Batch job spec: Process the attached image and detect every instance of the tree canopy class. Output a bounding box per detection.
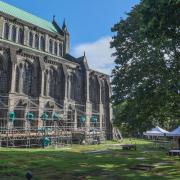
[111,0,180,135]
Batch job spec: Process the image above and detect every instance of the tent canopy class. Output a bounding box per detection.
[143,126,169,137]
[167,126,180,137]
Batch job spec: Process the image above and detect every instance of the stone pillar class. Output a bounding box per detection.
[9,48,17,94]
[86,71,90,102]
[99,103,104,130]
[45,34,49,52]
[38,35,41,50]
[57,42,60,56]
[0,17,4,38]
[10,64,17,93]
[16,27,19,43]
[64,74,68,101]
[19,64,24,94]
[38,97,44,128]
[85,70,91,130]
[9,24,13,41]
[32,32,35,48]
[85,102,92,131]
[24,26,29,46]
[99,79,103,130]
[40,70,45,97]
[67,74,71,100]
[7,97,15,129]
[62,65,68,122]
[74,109,77,130]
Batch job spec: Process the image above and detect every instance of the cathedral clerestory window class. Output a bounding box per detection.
[18,28,24,45]
[59,43,63,57]
[12,25,17,42]
[4,23,9,40]
[23,62,33,95]
[49,68,57,98]
[15,62,33,96]
[35,34,39,49]
[40,36,45,51]
[54,42,57,55]
[29,31,33,47]
[49,39,53,54]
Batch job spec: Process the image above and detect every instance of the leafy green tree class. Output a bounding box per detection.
[111,0,180,135]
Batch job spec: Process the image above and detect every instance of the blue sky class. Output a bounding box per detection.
[3,0,140,74]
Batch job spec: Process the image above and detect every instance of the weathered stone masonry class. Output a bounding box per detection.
[0,1,113,139]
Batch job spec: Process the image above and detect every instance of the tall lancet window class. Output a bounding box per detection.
[49,68,57,98]
[29,31,33,47]
[35,34,39,49]
[18,28,24,45]
[40,36,45,51]
[12,25,17,42]
[54,42,57,55]
[23,62,33,95]
[4,23,9,39]
[59,43,63,56]
[49,39,53,54]
[70,73,77,100]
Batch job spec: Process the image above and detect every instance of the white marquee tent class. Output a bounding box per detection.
[143,126,169,137]
[167,126,180,137]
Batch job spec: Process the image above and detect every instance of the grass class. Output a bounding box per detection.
[0,139,179,180]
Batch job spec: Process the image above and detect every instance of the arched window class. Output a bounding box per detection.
[4,23,9,39]
[18,28,24,44]
[29,31,33,47]
[0,56,8,93]
[40,36,45,51]
[49,68,57,98]
[89,75,100,105]
[12,25,17,42]
[59,43,63,56]
[49,39,53,54]
[70,73,77,100]
[54,42,57,55]
[23,62,33,95]
[35,34,39,49]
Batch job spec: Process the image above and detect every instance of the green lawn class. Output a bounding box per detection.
[0,139,179,180]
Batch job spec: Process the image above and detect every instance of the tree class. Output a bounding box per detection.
[111,0,180,135]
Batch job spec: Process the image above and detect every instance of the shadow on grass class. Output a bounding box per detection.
[0,142,179,180]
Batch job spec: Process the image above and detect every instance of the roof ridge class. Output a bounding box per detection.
[0,0,59,33]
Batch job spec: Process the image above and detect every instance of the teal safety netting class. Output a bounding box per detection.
[42,137,50,147]
[26,112,34,121]
[40,112,48,121]
[9,111,15,122]
[91,115,97,123]
[52,112,62,121]
[80,115,85,124]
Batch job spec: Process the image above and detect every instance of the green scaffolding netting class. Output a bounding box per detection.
[42,137,50,147]
[52,112,62,121]
[80,115,86,123]
[91,115,97,123]
[9,111,15,122]
[26,112,34,121]
[40,112,49,121]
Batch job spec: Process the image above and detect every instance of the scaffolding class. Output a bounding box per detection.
[0,95,106,148]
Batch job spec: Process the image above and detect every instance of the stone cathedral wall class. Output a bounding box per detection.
[0,10,113,139]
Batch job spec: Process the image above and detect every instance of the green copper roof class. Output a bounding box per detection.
[0,1,58,33]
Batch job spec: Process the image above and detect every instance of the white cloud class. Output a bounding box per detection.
[72,36,115,75]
